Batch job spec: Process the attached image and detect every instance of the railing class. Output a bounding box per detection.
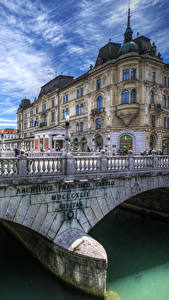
[0,158,18,175]
[0,155,169,177]
[27,157,62,175]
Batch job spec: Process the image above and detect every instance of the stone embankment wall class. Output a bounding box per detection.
[121,188,169,222]
[2,222,107,298]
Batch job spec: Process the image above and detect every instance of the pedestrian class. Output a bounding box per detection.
[14,147,19,157]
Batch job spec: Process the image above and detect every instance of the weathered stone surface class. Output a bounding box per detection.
[0,169,169,297]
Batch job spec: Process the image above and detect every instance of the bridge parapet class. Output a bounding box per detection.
[0,154,169,177]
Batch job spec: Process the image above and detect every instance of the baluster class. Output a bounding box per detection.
[89,158,93,170]
[52,159,55,172]
[83,158,87,171]
[75,158,78,171]
[1,161,5,175]
[32,160,36,174]
[7,160,10,175]
[13,160,18,175]
[96,158,100,170]
[79,158,83,171]
[92,157,97,171]
[112,157,115,170]
[47,159,51,173]
[37,159,41,173]
[42,159,46,173]
[27,160,31,174]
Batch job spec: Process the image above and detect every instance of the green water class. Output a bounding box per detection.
[90,208,169,300]
[1,209,169,300]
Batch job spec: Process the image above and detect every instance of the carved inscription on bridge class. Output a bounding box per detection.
[16,180,114,220]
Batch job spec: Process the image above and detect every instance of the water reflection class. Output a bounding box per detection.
[90,208,169,300]
[0,223,94,300]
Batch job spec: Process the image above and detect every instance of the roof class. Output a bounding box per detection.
[95,42,121,67]
[38,75,74,97]
[0,129,18,134]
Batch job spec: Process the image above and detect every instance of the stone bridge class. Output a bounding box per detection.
[0,153,169,297]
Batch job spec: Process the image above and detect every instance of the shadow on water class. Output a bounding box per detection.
[0,223,95,300]
[90,207,169,282]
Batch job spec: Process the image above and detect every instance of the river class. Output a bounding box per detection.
[1,208,169,300]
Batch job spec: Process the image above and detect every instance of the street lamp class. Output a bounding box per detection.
[107,133,111,152]
[64,115,71,154]
[92,135,95,152]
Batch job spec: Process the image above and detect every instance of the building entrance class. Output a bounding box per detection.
[120,135,132,152]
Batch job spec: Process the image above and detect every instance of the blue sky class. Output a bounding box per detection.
[0,0,168,129]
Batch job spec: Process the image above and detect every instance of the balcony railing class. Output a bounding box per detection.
[39,122,47,128]
[91,107,105,116]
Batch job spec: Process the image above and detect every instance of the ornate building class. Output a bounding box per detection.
[17,8,169,154]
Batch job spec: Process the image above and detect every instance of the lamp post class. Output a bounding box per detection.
[92,135,95,152]
[107,133,111,152]
[64,115,71,154]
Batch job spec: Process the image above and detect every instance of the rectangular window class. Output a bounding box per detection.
[51,111,55,122]
[44,115,47,124]
[30,120,33,128]
[77,89,80,98]
[42,103,46,111]
[30,110,33,117]
[81,87,83,97]
[164,117,167,128]
[24,133,27,138]
[66,107,69,116]
[168,97,169,108]
[36,106,39,114]
[164,95,167,108]
[52,99,55,108]
[24,122,27,129]
[152,72,156,82]
[168,78,169,87]
[24,113,27,119]
[123,69,129,80]
[63,109,66,119]
[63,94,68,103]
[164,76,167,86]
[80,122,83,132]
[168,118,169,129]
[152,115,155,127]
[97,79,101,89]
[131,68,136,80]
[80,103,84,114]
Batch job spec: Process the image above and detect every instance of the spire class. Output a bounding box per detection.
[124,0,133,43]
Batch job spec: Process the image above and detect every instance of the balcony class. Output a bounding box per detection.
[149,103,162,113]
[91,107,105,116]
[115,103,140,126]
[39,122,47,128]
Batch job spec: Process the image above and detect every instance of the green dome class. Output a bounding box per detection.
[118,41,139,56]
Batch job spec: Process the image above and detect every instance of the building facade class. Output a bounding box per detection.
[17,9,169,154]
[0,129,19,150]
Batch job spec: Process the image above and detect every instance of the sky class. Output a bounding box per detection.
[0,0,168,129]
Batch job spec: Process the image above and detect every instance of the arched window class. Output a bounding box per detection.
[97,96,103,112]
[76,104,80,115]
[122,90,129,104]
[131,89,137,103]
[150,91,154,105]
[76,123,79,132]
[96,118,101,129]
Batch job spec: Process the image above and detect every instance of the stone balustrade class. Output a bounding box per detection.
[0,154,169,177]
